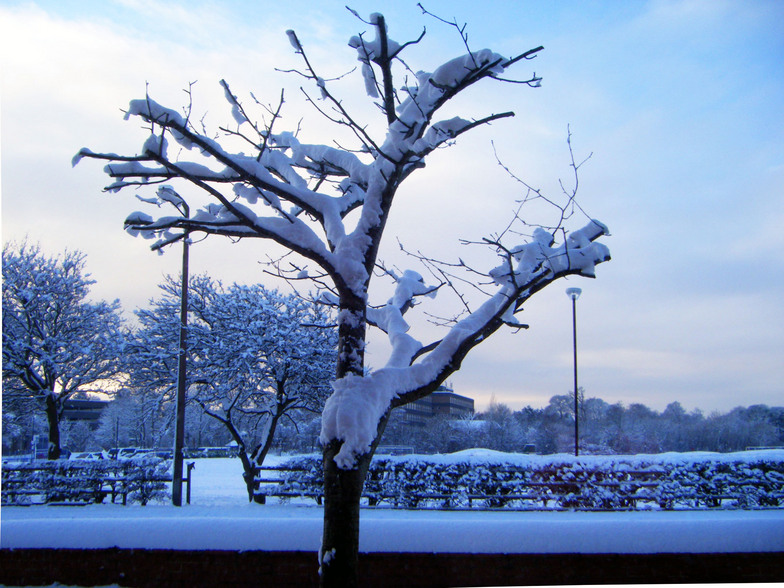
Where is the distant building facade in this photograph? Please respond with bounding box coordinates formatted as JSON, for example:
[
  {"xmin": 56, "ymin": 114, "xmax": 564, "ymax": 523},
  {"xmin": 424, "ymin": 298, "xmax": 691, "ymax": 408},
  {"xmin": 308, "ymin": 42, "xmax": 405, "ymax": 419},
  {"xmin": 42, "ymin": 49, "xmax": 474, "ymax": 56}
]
[
  {"xmin": 61, "ymin": 399, "xmax": 109, "ymax": 429},
  {"xmin": 401, "ymin": 385, "xmax": 474, "ymax": 426}
]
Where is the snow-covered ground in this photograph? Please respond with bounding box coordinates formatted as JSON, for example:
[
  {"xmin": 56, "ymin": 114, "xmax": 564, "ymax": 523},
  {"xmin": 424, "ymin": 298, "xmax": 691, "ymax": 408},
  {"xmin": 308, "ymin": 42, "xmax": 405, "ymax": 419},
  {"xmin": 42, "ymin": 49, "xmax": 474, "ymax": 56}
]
[{"xmin": 2, "ymin": 456, "xmax": 783, "ymax": 554}]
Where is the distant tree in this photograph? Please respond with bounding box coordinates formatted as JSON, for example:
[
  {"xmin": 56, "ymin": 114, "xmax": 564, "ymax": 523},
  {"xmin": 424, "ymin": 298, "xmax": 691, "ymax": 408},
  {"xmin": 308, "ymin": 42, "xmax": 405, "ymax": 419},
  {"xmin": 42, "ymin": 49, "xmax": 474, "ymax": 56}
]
[
  {"xmin": 705, "ymin": 405, "xmax": 778, "ymax": 452},
  {"xmin": 1, "ymin": 393, "xmax": 38, "ymax": 454},
  {"xmin": 184, "ymin": 401, "xmax": 231, "ymax": 448},
  {"xmin": 547, "ymin": 393, "xmax": 575, "ymax": 421},
  {"xmin": 623, "ymin": 403, "xmax": 662, "ymax": 453},
  {"xmin": 272, "ymin": 413, "xmax": 318, "ymax": 453},
  {"xmin": 660, "ymin": 401, "xmax": 690, "ymax": 451},
  {"xmin": 417, "ymin": 414, "xmax": 458, "ymax": 453},
  {"xmin": 59, "ymin": 419, "xmax": 95, "ymax": 453},
  {"xmin": 2, "ymin": 242, "xmax": 125, "ymax": 459},
  {"xmin": 93, "ymin": 387, "xmax": 171, "ymax": 450},
  {"xmin": 76, "ymin": 9, "xmax": 610, "ymax": 585},
  {"xmin": 769, "ymin": 407, "xmax": 784, "ymax": 444},
  {"xmin": 481, "ymin": 399, "xmax": 521, "ymax": 452},
  {"xmin": 128, "ymin": 275, "xmax": 336, "ymax": 500},
  {"xmin": 580, "ymin": 396, "xmax": 611, "ymax": 454}
]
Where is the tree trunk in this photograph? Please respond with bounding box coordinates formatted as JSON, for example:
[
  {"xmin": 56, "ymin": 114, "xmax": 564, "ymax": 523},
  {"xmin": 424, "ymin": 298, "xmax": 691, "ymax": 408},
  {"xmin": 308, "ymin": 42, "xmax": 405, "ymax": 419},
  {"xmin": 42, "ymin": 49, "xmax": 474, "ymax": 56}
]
[
  {"xmin": 223, "ymin": 423, "xmax": 259, "ymax": 503},
  {"xmin": 319, "ymin": 440, "xmax": 373, "ymax": 588},
  {"xmin": 317, "ymin": 292, "xmax": 375, "ymax": 586},
  {"xmin": 252, "ymin": 412, "xmax": 280, "ymax": 471},
  {"xmin": 44, "ymin": 394, "xmax": 61, "ymax": 460},
  {"xmin": 319, "ymin": 412, "xmax": 390, "ymax": 587},
  {"xmin": 213, "ymin": 414, "xmax": 257, "ymax": 502},
  {"xmin": 248, "ymin": 411, "xmax": 282, "ymax": 504},
  {"xmin": 238, "ymin": 448, "xmax": 258, "ymax": 503}
]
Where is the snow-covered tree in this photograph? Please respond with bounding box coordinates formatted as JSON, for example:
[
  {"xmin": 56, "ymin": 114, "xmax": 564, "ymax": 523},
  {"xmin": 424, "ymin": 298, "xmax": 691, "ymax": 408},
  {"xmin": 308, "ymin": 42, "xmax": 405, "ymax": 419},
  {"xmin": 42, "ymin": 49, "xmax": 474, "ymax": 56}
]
[
  {"xmin": 1, "ymin": 392, "xmax": 43, "ymax": 455},
  {"xmin": 482, "ymin": 399, "xmax": 522, "ymax": 452},
  {"xmin": 76, "ymin": 10, "xmax": 610, "ymax": 586},
  {"xmin": 93, "ymin": 386, "xmax": 171, "ymax": 450},
  {"xmin": 59, "ymin": 419, "xmax": 95, "ymax": 453},
  {"xmin": 128, "ymin": 275, "xmax": 336, "ymax": 499},
  {"xmin": 2, "ymin": 241, "xmax": 125, "ymax": 459}
]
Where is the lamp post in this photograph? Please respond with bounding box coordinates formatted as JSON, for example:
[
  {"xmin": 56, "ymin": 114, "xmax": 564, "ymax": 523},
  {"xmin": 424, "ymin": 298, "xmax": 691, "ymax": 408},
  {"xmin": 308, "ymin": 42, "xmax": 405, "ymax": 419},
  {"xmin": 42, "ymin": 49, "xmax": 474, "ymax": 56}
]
[
  {"xmin": 159, "ymin": 187, "xmax": 190, "ymax": 508},
  {"xmin": 566, "ymin": 287, "xmax": 582, "ymax": 457},
  {"xmin": 171, "ymin": 232, "xmax": 189, "ymax": 506}
]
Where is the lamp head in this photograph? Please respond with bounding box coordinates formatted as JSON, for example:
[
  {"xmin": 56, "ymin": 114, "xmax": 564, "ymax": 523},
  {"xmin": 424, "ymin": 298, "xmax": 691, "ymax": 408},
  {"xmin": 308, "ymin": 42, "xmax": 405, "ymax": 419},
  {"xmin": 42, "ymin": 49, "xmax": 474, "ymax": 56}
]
[{"xmin": 566, "ymin": 287, "xmax": 582, "ymax": 301}]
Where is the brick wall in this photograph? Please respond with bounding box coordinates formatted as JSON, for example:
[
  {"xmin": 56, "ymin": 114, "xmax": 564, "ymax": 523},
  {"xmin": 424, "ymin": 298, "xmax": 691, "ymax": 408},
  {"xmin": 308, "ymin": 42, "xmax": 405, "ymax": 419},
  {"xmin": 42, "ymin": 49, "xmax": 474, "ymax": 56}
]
[{"xmin": 1, "ymin": 549, "xmax": 782, "ymax": 587}]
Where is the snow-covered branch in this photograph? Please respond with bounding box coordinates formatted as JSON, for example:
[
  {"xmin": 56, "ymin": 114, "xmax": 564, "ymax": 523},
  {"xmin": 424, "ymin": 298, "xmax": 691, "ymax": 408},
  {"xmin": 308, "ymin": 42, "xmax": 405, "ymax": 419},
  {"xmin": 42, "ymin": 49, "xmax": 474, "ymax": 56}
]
[
  {"xmin": 77, "ymin": 10, "xmax": 545, "ymax": 305},
  {"xmin": 321, "ymin": 218, "xmax": 609, "ymax": 468}
]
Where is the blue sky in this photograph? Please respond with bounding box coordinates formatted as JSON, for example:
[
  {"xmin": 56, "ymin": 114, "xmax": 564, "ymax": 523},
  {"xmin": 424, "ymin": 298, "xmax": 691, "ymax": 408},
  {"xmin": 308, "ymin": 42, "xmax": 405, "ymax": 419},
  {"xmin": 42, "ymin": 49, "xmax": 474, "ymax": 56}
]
[{"xmin": 2, "ymin": 0, "xmax": 783, "ymax": 413}]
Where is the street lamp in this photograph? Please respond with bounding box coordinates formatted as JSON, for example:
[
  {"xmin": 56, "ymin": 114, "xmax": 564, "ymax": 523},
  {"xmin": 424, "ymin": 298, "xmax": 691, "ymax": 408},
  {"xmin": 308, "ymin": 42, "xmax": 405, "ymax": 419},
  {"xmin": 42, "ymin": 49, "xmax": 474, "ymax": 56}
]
[
  {"xmin": 171, "ymin": 230, "xmax": 189, "ymax": 506},
  {"xmin": 566, "ymin": 287, "xmax": 582, "ymax": 457},
  {"xmin": 153, "ymin": 186, "xmax": 190, "ymax": 508}
]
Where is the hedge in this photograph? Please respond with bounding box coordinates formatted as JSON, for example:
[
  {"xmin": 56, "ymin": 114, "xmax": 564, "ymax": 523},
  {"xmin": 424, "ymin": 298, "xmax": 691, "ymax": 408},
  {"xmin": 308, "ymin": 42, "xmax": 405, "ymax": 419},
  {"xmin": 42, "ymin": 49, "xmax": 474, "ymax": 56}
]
[
  {"xmin": 2, "ymin": 457, "xmax": 171, "ymax": 506},
  {"xmin": 255, "ymin": 450, "xmax": 784, "ymax": 510}
]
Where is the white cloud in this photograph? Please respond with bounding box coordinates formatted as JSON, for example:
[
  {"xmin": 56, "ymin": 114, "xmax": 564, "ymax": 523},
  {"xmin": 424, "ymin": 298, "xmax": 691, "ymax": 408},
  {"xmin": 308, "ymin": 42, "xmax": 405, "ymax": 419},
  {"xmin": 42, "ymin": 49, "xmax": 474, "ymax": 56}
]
[{"xmin": 2, "ymin": 1, "xmax": 782, "ymax": 415}]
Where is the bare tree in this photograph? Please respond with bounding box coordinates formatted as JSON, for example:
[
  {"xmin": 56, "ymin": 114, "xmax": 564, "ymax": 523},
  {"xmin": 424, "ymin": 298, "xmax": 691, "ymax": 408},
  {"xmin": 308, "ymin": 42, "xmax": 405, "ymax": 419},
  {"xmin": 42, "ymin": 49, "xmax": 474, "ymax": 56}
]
[{"xmin": 76, "ymin": 9, "xmax": 610, "ymax": 586}]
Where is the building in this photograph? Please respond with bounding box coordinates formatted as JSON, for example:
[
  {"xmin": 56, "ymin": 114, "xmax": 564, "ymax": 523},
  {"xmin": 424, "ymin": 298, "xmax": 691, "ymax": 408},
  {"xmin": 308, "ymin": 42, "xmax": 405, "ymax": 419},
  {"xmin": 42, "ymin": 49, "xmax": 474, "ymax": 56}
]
[
  {"xmin": 431, "ymin": 391, "xmax": 475, "ymax": 418},
  {"xmin": 61, "ymin": 399, "xmax": 109, "ymax": 429},
  {"xmin": 401, "ymin": 385, "xmax": 474, "ymax": 426}
]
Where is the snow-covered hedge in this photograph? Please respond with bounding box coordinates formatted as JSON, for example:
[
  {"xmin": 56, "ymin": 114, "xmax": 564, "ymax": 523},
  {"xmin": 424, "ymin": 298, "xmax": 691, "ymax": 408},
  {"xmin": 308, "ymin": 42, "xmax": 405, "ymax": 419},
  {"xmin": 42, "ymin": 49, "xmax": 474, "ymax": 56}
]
[
  {"xmin": 255, "ymin": 449, "xmax": 784, "ymax": 510},
  {"xmin": 2, "ymin": 457, "xmax": 170, "ymax": 506},
  {"xmin": 183, "ymin": 446, "xmax": 239, "ymax": 459}
]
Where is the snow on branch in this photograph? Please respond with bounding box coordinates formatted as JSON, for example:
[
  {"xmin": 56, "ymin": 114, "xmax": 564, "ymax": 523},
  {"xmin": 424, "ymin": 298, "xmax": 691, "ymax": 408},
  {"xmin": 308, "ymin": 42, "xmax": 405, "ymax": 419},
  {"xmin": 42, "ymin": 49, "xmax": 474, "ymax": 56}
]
[
  {"xmin": 366, "ymin": 269, "xmax": 440, "ymax": 368},
  {"xmin": 77, "ymin": 10, "xmax": 545, "ymax": 302},
  {"xmin": 321, "ymin": 219, "xmax": 610, "ymax": 468}
]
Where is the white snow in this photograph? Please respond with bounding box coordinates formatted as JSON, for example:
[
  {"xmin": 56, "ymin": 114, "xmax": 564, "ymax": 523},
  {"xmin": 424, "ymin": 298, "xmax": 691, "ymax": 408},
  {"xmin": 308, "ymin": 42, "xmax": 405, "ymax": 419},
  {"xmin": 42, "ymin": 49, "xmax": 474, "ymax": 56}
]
[
  {"xmin": 142, "ymin": 133, "xmax": 167, "ymax": 157},
  {"xmin": 2, "ymin": 456, "xmax": 782, "ymax": 554},
  {"xmin": 285, "ymin": 29, "xmax": 301, "ymax": 52}
]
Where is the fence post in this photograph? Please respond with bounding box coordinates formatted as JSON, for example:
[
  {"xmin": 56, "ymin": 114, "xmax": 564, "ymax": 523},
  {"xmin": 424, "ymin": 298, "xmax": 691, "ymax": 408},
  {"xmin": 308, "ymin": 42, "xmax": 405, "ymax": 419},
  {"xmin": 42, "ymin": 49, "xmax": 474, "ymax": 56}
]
[{"xmin": 186, "ymin": 461, "xmax": 195, "ymax": 505}]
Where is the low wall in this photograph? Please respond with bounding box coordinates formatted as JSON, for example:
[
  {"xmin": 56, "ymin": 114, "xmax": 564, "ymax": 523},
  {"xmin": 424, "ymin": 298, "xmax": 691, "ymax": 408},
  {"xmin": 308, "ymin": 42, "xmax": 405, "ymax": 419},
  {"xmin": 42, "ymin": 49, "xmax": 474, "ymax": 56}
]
[{"xmin": 1, "ymin": 549, "xmax": 782, "ymax": 587}]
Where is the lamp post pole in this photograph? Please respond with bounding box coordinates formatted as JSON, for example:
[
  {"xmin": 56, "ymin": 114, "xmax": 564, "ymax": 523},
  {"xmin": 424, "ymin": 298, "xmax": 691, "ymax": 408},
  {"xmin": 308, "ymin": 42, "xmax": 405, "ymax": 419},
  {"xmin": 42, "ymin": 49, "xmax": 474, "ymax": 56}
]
[
  {"xmin": 145, "ymin": 187, "xmax": 190, "ymax": 506},
  {"xmin": 566, "ymin": 287, "xmax": 582, "ymax": 457},
  {"xmin": 172, "ymin": 233, "xmax": 189, "ymax": 506}
]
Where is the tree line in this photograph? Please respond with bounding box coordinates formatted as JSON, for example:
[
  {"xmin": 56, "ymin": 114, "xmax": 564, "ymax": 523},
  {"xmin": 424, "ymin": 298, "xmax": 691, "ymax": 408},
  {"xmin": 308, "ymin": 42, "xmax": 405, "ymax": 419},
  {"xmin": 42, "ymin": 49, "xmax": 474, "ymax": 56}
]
[{"xmin": 383, "ymin": 393, "xmax": 784, "ymax": 455}]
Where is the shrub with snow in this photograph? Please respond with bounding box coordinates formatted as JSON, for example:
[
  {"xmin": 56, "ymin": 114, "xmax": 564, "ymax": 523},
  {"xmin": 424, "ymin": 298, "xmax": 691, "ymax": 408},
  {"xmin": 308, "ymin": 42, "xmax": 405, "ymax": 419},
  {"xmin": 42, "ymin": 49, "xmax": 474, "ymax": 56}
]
[
  {"xmin": 2, "ymin": 457, "xmax": 170, "ymax": 506},
  {"xmin": 257, "ymin": 450, "xmax": 784, "ymax": 511}
]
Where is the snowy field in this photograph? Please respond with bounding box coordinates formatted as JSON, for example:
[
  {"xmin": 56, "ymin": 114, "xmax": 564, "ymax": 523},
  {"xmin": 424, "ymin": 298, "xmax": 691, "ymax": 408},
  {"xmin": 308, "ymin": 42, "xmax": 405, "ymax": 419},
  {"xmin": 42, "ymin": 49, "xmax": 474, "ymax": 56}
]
[{"xmin": 2, "ymin": 456, "xmax": 784, "ymax": 554}]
